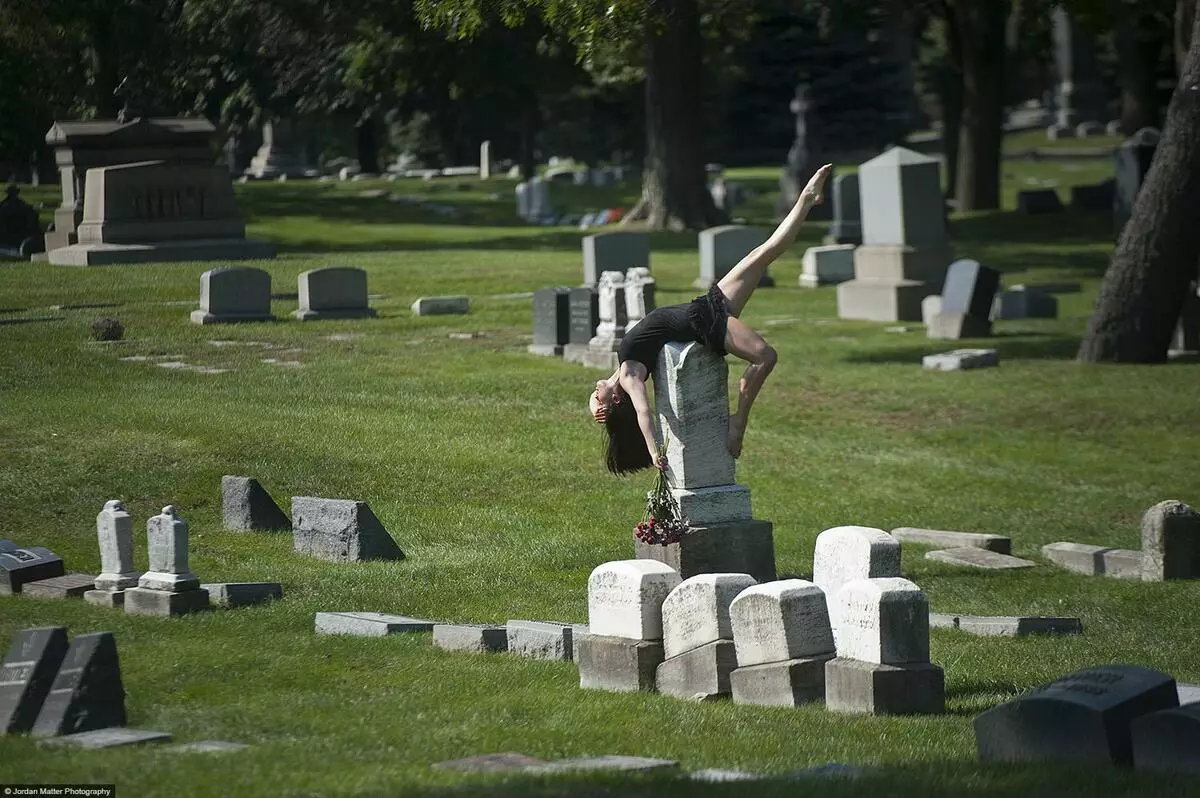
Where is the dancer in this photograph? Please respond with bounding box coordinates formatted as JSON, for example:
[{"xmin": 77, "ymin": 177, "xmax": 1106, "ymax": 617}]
[{"xmin": 589, "ymin": 164, "xmax": 832, "ymax": 475}]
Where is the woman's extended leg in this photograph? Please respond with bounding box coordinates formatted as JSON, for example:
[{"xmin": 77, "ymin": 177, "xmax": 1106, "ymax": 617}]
[
  {"xmin": 724, "ymin": 315, "xmax": 777, "ymax": 458},
  {"xmin": 716, "ymin": 164, "xmax": 832, "ymax": 318}
]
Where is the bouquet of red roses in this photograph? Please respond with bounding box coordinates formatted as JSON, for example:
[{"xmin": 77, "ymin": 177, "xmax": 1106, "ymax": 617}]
[{"xmin": 634, "ymin": 435, "xmax": 692, "ymax": 547}]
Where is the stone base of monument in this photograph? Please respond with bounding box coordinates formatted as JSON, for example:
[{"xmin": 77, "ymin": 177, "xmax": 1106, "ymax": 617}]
[
  {"xmin": 190, "ymin": 309, "xmax": 276, "ymax": 325},
  {"xmin": 293, "ymin": 307, "xmax": 378, "ymax": 321},
  {"xmin": 927, "ymin": 312, "xmax": 992, "ymax": 340},
  {"xmin": 633, "ymin": 520, "xmax": 776, "ymax": 582},
  {"xmin": 123, "ymin": 587, "xmax": 212, "ymax": 617},
  {"xmin": 576, "ymin": 634, "xmax": 663, "ymax": 692},
  {"xmin": 581, "ymin": 346, "xmax": 620, "ymax": 370},
  {"xmin": 526, "ymin": 343, "xmax": 564, "ymax": 357},
  {"xmin": 853, "ymin": 244, "xmax": 952, "ymax": 284},
  {"xmin": 671, "ymin": 486, "xmax": 753, "ymax": 526},
  {"xmin": 655, "ymin": 640, "xmax": 738, "ymax": 700},
  {"xmin": 48, "ymin": 238, "xmax": 277, "ymax": 267},
  {"xmin": 562, "ymin": 343, "xmax": 590, "ymax": 364},
  {"xmin": 837, "ymin": 279, "xmax": 936, "ymax": 323},
  {"xmin": 824, "ymin": 658, "xmax": 945, "ymax": 715},
  {"xmin": 83, "ymin": 589, "xmax": 126, "ymax": 608},
  {"xmin": 730, "ymin": 654, "xmax": 834, "ymax": 707}
]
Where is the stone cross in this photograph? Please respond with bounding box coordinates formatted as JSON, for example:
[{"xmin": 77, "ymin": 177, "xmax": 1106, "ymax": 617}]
[
  {"xmin": 138, "ymin": 506, "xmax": 199, "ymax": 592},
  {"xmin": 93, "ymin": 500, "xmax": 139, "ymax": 592}
]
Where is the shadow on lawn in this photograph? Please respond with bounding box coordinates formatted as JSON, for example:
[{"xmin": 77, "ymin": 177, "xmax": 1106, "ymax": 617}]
[
  {"xmin": 844, "ymin": 334, "xmax": 1084, "ymax": 364},
  {"xmin": 395, "ymin": 762, "xmax": 1197, "ymax": 798}
]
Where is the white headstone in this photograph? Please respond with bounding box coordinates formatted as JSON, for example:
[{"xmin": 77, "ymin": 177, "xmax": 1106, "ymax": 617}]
[
  {"xmin": 591, "ymin": 270, "xmax": 627, "ymax": 345},
  {"xmin": 515, "ymin": 182, "xmax": 531, "ymax": 220},
  {"xmin": 729, "ymin": 580, "xmax": 835, "ymax": 667},
  {"xmin": 799, "ymin": 245, "xmax": 856, "ymax": 287},
  {"xmin": 623, "ymin": 266, "xmax": 656, "ymax": 329},
  {"xmin": 587, "ymin": 560, "xmax": 681, "ymax": 640},
  {"xmin": 858, "ymin": 147, "xmax": 948, "ymax": 249},
  {"xmin": 94, "ymin": 500, "xmax": 138, "ymax": 592},
  {"xmin": 138, "ymin": 505, "xmax": 199, "ymax": 592},
  {"xmin": 528, "ymin": 177, "xmax": 549, "ymax": 221},
  {"xmin": 479, "ymin": 140, "xmax": 491, "ymax": 180},
  {"xmin": 834, "ymin": 577, "xmax": 930, "ymax": 664},
  {"xmin": 654, "ymin": 341, "xmax": 736, "ymax": 490},
  {"xmin": 661, "ymin": 573, "xmax": 757, "ymax": 658},
  {"xmin": 812, "ymin": 526, "xmax": 901, "ymax": 600}
]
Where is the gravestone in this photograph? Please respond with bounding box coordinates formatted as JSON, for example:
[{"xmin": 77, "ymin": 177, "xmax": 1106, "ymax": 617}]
[
  {"xmin": 996, "ymin": 286, "xmax": 1058, "ymax": 320},
  {"xmin": 125, "ymin": 506, "xmax": 211, "ymax": 616},
  {"xmin": 582, "ymin": 232, "xmax": 650, "ymax": 288},
  {"xmin": 579, "ymin": 560, "xmax": 679, "ymax": 692},
  {"xmin": 411, "ymin": 296, "xmax": 469, "ymax": 316},
  {"xmin": 1114, "ymin": 128, "xmax": 1160, "ymax": 238},
  {"xmin": 825, "ymin": 173, "xmax": 862, "ymax": 245},
  {"xmin": 656, "ymin": 573, "xmax": 757, "ymax": 700},
  {"xmin": 201, "ymin": 582, "xmax": 283, "ymax": 608},
  {"xmin": 292, "ymin": 497, "xmax": 404, "ymax": 562},
  {"xmin": 930, "ymin": 614, "xmax": 1082, "ymax": 637},
  {"xmin": 31, "ymin": 632, "xmax": 126, "ymax": 737},
  {"xmin": 581, "ymin": 271, "xmax": 627, "ymax": 370},
  {"xmin": 314, "ymin": 612, "xmax": 435, "ymax": 636},
  {"xmin": 515, "ymin": 182, "xmax": 531, "ymax": 221},
  {"xmin": 799, "ymin": 245, "xmax": 856, "ymax": 288},
  {"xmin": 1070, "ymin": 180, "xmax": 1115, "ymax": 211},
  {"xmin": 633, "ymin": 341, "xmax": 777, "ymax": 581},
  {"xmin": 23, "ymin": 574, "xmax": 98, "ymax": 599},
  {"xmin": 0, "ymin": 540, "xmax": 14, "ymax": 552},
  {"xmin": 47, "ymin": 160, "xmax": 276, "ymax": 266},
  {"xmin": 0, "ymin": 626, "xmax": 69, "ymax": 734},
  {"xmin": 246, "ymin": 119, "xmax": 311, "ymax": 179},
  {"xmin": 505, "ymin": 621, "xmax": 575, "ymax": 661},
  {"xmin": 0, "ymin": 546, "xmax": 65, "ymax": 595},
  {"xmin": 777, "ymin": 84, "xmax": 833, "ymax": 222},
  {"xmin": 838, "ymin": 148, "xmax": 952, "ymax": 322},
  {"xmin": 1051, "ymin": 8, "xmax": 1106, "ymax": 129},
  {"xmin": 432, "ymin": 625, "xmax": 508, "ymax": 653},
  {"xmin": 623, "ymin": 267, "xmax": 657, "ymax": 331},
  {"xmin": 529, "ymin": 287, "xmax": 571, "ymax": 356},
  {"xmin": 728, "ymin": 580, "xmax": 836, "ymax": 707},
  {"xmin": 40, "ymin": 727, "xmax": 171, "ymax": 749},
  {"xmin": 1131, "ymin": 704, "xmax": 1200, "ymax": 775},
  {"xmin": 1016, "ymin": 189, "xmax": 1065, "ymax": 215},
  {"xmin": 528, "ymin": 177, "xmax": 550, "ymax": 221},
  {"xmin": 697, "ymin": 226, "xmax": 773, "ymax": 290},
  {"xmin": 975, "ymin": 664, "xmax": 1178, "ymax": 765},
  {"xmin": 1172, "ymin": 284, "xmax": 1200, "ymax": 354},
  {"xmin": 926, "ymin": 548, "xmax": 1036, "ymax": 570},
  {"xmin": 922, "ymin": 349, "xmax": 1000, "ymax": 371},
  {"xmin": 1141, "ymin": 500, "xmax": 1200, "ymax": 581},
  {"xmin": 825, "ymin": 578, "xmax": 944, "ymax": 715},
  {"xmin": 812, "ymin": 526, "xmax": 901, "ymax": 646},
  {"xmin": 0, "ymin": 185, "xmax": 43, "ymax": 256},
  {"xmin": 562, "ymin": 287, "xmax": 599, "ymax": 364},
  {"xmin": 294, "ymin": 267, "xmax": 377, "ymax": 320},
  {"xmin": 222, "ymin": 476, "xmax": 290, "ymax": 531},
  {"xmin": 190, "ymin": 267, "xmax": 274, "ymax": 324},
  {"xmin": 927, "ymin": 259, "xmax": 999, "ymax": 340},
  {"xmin": 85, "ymin": 500, "xmax": 139, "ymax": 608},
  {"xmin": 1042, "ymin": 542, "xmax": 1142, "ymax": 578},
  {"xmin": 890, "ymin": 527, "xmax": 1010, "ymax": 553}
]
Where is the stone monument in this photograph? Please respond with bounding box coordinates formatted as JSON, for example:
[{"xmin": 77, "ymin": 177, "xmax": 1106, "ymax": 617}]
[
  {"xmin": 581, "ymin": 270, "xmax": 628, "ymax": 370},
  {"xmin": 656, "ymin": 573, "xmax": 756, "ymax": 700},
  {"xmin": 124, "ymin": 506, "xmax": 211, "ymax": 616},
  {"xmin": 1050, "ymin": 8, "xmax": 1107, "ymax": 133},
  {"xmin": 246, "ymin": 118, "xmax": 312, "ymax": 179},
  {"xmin": 777, "ymin": 84, "xmax": 833, "ymax": 222},
  {"xmin": 632, "ymin": 341, "xmax": 776, "ymax": 582},
  {"xmin": 837, "ymin": 147, "xmax": 953, "ymax": 322},
  {"xmin": 84, "ymin": 500, "xmax": 141, "ymax": 608}
]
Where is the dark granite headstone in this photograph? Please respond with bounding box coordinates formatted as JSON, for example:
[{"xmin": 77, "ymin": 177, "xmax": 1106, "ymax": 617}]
[
  {"xmin": 1172, "ymin": 283, "xmax": 1200, "ymax": 353},
  {"xmin": 0, "ymin": 540, "xmax": 16, "ymax": 552},
  {"xmin": 827, "ymin": 174, "xmax": 862, "ymax": 245},
  {"xmin": 0, "ymin": 547, "xmax": 65, "ymax": 594},
  {"xmin": 568, "ymin": 287, "xmax": 600, "ymax": 346},
  {"xmin": 941, "ymin": 260, "xmax": 1001, "ymax": 318},
  {"xmin": 1131, "ymin": 703, "xmax": 1200, "ymax": 775},
  {"xmin": 1114, "ymin": 128, "xmax": 1160, "ymax": 238},
  {"xmin": 974, "ymin": 664, "xmax": 1179, "ymax": 766},
  {"xmin": 0, "ymin": 186, "xmax": 42, "ymax": 254},
  {"xmin": 1016, "ymin": 189, "xmax": 1064, "ymax": 215},
  {"xmin": 0, "ymin": 626, "xmax": 69, "ymax": 734},
  {"xmin": 532, "ymin": 287, "xmax": 571, "ymax": 353},
  {"xmin": 31, "ymin": 632, "xmax": 126, "ymax": 737}
]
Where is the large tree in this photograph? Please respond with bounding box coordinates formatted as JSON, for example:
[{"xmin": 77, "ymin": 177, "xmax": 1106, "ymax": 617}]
[
  {"xmin": 416, "ymin": 0, "xmax": 728, "ymax": 230},
  {"xmin": 1076, "ymin": 6, "xmax": 1200, "ymax": 362}
]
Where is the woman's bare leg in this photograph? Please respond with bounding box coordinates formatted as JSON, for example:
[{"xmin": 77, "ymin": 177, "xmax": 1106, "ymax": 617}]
[
  {"xmin": 723, "ymin": 316, "xmax": 777, "ymax": 458},
  {"xmin": 716, "ymin": 164, "xmax": 832, "ymax": 318}
]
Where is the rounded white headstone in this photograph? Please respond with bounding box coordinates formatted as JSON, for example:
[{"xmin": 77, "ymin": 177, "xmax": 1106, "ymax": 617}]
[
  {"xmin": 587, "ymin": 560, "xmax": 681, "ymax": 640},
  {"xmin": 834, "ymin": 577, "xmax": 929, "ymax": 664},
  {"xmin": 812, "ymin": 526, "xmax": 901, "ymax": 600},
  {"xmin": 661, "ymin": 573, "xmax": 757, "ymax": 658},
  {"xmin": 729, "ymin": 579, "xmax": 835, "ymax": 667}
]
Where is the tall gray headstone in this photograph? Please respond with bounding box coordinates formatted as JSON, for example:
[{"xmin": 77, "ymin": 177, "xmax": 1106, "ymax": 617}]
[
  {"xmin": 838, "ymin": 147, "xmax": 952, "ymax": 322},
  {"xmin": 562, "ymin": 286, "xmax": 599, "ymax": 364},
  {"xmin": 31, "ymin": 632, "xmax": 127, "ymax": 737},
  {"xmin": 84, "ymin": 500, "xmax": 140, "ymax": 608},
  {"xmin": 696, "ymin": 226, "xmax": 773, "ymax": 290},
  {"xmin": 582, "ymin": 232, "xmax": 650, "ymax": 288},
  {"xmin": 928, "ymin": 259, "xmax": 1000, "ymax": 340},
  {"xmin": 826, "ymin": 173, "xmax": 862, "ymax": 245},
  {"xmin": 189, "ymin": 267, "xmax": 274, "ymax": 325},
  {"xmin": 529, "ymin": 287, "xmax": 571, "ymax": 356},
  {"xmin": 0, "ymin": 627, "xmax": 69, "ymax": 734}
]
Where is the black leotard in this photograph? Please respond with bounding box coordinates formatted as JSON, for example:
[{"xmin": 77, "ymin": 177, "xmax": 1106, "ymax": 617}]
[{"xmin": 617, "ymin": 285, "xmax": 730, "ymax": 373}]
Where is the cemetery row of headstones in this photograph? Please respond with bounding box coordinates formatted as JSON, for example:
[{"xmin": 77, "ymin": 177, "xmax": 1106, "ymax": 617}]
[{"xmin": 191, "ymin": 266, "xmax": 470, "ymax": 325}]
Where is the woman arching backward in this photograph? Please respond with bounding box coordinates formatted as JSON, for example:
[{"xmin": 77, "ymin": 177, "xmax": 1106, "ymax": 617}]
[{"xmin": 589, "ymin": 164, "xmax": 833, "ymax": 475}]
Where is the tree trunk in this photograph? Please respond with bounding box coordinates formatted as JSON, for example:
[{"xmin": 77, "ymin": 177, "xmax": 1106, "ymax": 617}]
[
  {"xmin": 356, "ymin": 112, "xmax": 380, "ymax": 174},
  {"xmin": 953, "ymin": 0, "xmax": 1007, "ymax": 211},
  {"xmin": 1177, "ymin": 0, "xmax": 1196, "ymax": 75},
  {"xmin": 89, "ymin": 14, "xmax": 119, "ymax": 118},
  {"xmin": 1077, "ymin": 9, "xmax": 1200, "ymax": 363},
  {"xmin": 519, "ymin": 103, "xmax": 537, "ymax": 181},
  {"xmin": 941, "ymin": 1, "xmax": 964, "ymax": 203},
  {"xmin": 625, "ymin": 0, "xmax": 727, "ymax": 231},
  {"xmin": 1116, "ymin": 16, "xmax": 1163, "ymax": 133}
]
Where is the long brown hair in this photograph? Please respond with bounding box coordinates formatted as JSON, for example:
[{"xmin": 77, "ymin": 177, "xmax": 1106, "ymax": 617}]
[{"xmin": 603, "ymin": 398, "xmax": 653, "ymax": 475}]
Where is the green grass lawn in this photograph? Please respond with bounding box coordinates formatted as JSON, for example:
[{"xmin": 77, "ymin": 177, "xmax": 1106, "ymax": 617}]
[{"xmin": 1, "ymin": 156, "xmax": 1199, "ymax": 797}]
